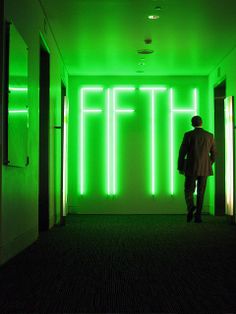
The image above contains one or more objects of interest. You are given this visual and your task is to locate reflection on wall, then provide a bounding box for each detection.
[224,96,235,216]
[8,23,29,167]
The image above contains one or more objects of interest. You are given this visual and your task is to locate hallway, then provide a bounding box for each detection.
[0,214,236,313]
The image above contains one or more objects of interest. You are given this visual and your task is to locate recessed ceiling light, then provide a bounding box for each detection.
[144,38,152,44]
[148,15,160,20]
[137,49,154,54]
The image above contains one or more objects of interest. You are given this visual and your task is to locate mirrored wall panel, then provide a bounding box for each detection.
[8,22,29,167]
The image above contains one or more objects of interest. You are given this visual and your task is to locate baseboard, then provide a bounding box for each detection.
[68,206,209,215]
[0,227,38,266]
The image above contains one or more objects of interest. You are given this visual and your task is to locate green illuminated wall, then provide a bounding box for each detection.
[1,0,68,265]
[68,75,213,214]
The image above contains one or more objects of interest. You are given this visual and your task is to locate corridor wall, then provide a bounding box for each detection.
[0,0,68,265]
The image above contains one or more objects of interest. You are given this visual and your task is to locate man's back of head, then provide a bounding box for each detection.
[191,115,202,128]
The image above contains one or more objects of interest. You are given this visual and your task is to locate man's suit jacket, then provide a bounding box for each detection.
[178,127,216,177]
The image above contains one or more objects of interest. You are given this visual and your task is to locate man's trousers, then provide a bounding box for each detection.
[184,176,207,218]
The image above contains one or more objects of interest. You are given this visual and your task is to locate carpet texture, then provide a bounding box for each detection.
[0,214,236,313]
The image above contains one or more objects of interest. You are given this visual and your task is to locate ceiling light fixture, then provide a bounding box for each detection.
[144,38,152,44]
[148,15,160,20]
[137,49,154,54]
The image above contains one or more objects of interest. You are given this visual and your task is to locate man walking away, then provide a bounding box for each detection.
[178,116,216,223]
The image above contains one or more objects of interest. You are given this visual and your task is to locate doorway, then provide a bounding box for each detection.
[214,80,226,216]
[0,0,4,241]
[54,82,67,225]
[38,43,50,231]
[60,82,66,225]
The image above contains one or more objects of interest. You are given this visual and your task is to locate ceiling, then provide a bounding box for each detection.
[40,0,236,76]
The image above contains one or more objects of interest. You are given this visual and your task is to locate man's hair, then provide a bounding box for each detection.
[191,115,202,127]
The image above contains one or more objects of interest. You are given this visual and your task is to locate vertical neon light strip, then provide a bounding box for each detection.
[112,87,135,195]
[112,89,116,195]
[170,88,198,195]
[106,88,111,195]
[151,90,155,195]
[63,96,69,215]
[170,89,174,196]
[140,87,167,195]
[79,87,103,195]
[224,97,234,216]
[80,89,85,195]
[193,88,198,114]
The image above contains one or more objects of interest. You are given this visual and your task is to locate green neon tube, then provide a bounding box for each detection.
[140,87,167,196]
[170,88,174,195]
[112,87,135,195]
[8,109,28,114]
[224,97,234,216]
[106,88,112,195]
[79,87,103,195]
[63,96,69,215]
[9,87,28,92]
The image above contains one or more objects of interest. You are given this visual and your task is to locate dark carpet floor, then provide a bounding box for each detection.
[0,214,236,313]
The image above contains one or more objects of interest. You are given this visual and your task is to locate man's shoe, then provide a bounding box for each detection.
[194,213,202,223]
[187,206,196,222]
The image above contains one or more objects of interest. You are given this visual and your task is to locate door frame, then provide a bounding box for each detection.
[38,37,50,231]
[214,80,226,216]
